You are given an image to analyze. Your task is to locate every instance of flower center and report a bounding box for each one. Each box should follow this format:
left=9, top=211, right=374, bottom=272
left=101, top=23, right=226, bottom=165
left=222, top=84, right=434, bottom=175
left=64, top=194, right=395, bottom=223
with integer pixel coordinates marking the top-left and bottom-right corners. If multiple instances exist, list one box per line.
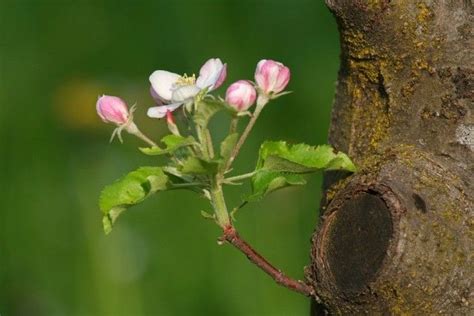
left=175, top=73, right=196, bottom=87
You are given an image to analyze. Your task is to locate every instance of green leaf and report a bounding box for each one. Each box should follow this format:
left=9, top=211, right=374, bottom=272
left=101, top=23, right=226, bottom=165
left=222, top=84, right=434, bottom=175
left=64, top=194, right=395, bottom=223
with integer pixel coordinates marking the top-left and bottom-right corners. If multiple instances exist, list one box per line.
left=99, top=167, right=169, bottom=234
left=140, top=135, right=196, bottom=156
left=257, top=141, right=356, bottom=173
left=247, top=170, right=306, bottom=202
left=162, top=166, right=204, bottom=194
left=163, top=166, right=197, bottom=184
left=194, top=99, right=236, bottom=127
left=179, top=157, right=220, bottom=175
left=220, top=133, right=238, bottom=162
left=102, top=207, right=126, bottom=235
left=247, top=141, right=356, bottom=201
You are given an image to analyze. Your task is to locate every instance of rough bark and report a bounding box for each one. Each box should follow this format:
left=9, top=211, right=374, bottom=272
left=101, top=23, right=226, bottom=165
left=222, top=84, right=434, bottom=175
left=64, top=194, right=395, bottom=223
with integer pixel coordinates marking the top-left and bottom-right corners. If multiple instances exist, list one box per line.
left=309, top=0, right=473, bottom=314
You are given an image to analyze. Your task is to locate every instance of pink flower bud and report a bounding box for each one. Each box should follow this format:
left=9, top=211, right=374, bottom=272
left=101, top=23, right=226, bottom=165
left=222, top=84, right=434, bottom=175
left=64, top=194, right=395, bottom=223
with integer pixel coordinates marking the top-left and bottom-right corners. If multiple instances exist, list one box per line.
left=254, top=59, right=290, bottom=94
left=96, top=95, right=129, bottom=125
left=166, top=110, right=175, bottom=125
left=225, top=80, right=257, bottom=112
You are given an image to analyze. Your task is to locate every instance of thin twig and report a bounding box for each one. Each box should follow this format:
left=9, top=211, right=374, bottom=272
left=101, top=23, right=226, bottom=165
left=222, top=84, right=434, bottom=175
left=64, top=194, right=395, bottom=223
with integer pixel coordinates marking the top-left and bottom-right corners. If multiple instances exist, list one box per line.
left=221, top=225, right=315, bottom=297
left=170, top=182, right=204, bottom=188
left=224, top=106, right=263, bottom=171
left=224, top=95, right=271, bottom=171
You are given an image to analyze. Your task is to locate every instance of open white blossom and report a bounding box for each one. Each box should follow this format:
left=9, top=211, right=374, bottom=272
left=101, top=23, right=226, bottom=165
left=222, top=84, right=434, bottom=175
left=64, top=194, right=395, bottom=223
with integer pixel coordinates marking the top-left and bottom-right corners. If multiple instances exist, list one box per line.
left=147, top=58, right=227, bottom=118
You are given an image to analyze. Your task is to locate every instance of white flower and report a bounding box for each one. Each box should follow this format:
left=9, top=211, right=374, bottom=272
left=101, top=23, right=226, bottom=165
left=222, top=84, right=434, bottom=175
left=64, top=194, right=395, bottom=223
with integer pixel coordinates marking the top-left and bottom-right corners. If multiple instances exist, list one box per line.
left=147, top=58, right=227, bottom=118
left=149, top=70, right=181, bottom=101
left=147, top=102, right=182, bottom=119
left=195, top=58, right=227, bottom=90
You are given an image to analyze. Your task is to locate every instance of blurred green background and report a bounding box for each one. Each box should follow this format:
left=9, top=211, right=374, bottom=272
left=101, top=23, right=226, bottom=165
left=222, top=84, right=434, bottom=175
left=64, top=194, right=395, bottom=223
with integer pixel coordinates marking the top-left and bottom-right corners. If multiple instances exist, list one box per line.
left=0, top=0, right=339, bottom=315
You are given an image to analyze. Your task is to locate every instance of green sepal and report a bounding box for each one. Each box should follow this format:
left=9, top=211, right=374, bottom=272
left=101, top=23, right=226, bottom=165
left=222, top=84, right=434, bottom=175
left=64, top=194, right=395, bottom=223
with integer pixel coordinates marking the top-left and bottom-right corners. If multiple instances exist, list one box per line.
left=200, top=210, right=215, bottom=220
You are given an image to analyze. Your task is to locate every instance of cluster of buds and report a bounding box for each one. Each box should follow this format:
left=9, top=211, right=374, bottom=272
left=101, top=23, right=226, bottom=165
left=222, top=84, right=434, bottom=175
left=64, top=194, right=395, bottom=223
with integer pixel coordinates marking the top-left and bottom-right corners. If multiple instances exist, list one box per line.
left=225, top=59, right=290, bottom=112
left=96, top=58, right=290, bottom=142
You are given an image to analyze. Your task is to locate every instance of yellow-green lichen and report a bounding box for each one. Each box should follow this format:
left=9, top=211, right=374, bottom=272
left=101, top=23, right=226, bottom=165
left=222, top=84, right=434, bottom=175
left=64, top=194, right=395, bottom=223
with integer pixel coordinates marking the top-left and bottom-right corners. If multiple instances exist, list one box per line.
left=325, top=177, right=352, bottom=203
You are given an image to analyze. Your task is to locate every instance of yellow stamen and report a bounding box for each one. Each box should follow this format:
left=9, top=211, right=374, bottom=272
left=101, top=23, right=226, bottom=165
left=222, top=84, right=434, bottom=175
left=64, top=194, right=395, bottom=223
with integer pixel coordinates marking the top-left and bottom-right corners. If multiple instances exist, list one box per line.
left=176, top=73, right=196, bottom=86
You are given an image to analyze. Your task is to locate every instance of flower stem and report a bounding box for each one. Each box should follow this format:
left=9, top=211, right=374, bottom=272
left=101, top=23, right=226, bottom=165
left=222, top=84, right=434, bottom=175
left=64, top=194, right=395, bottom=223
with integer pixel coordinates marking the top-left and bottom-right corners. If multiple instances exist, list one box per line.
left=224, top=97, right=268, bottom=171
left=170, top=182, right=204, bottom=189
left=229, top=117, right=239, bottom=135
left=126, top=123, right=158, bottom=147
left=196, top=125, right=209, bottom=159
left=134, top=130, right=158, bottom=147
left=221, top=225, right=315, bottom=297
left=205, top=128, right=215, bottom=158
left=210, top=177, right=230, bottom=227
left=224, top=171, right=256, bottom=183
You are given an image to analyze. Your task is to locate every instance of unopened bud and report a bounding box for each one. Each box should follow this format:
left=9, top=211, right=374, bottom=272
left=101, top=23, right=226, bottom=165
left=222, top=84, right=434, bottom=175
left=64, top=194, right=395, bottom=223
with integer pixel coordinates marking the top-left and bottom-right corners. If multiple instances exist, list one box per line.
left=166, top=110, right=175, bottom=125
left=96, top=95, right=129, bottom=125
left=225, top=80, right=257, bottom=112
left=166, top=110, right=180, bottom=136
left=254, top=59, right=290, bottom=95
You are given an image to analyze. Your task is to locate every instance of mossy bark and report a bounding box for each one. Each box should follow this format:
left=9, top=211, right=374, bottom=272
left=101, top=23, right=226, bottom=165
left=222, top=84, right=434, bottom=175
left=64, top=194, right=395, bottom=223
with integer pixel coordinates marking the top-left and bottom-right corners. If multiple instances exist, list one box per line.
left=309, top=1, right=473, bottom=314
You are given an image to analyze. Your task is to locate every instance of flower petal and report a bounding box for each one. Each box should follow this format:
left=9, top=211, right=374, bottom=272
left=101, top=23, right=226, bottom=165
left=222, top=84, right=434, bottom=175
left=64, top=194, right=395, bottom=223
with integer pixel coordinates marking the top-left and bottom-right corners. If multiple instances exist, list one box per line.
left=150, top=85, right=164, bottom=105
left=255, top=59, right=268, bottom=92
left=213, top=63, right=227, bottom=90
left=147, top=103, right=183, bottom=118
left=195, top=58, right=226, bottom=91
left=172, top=85, right=200, bottom=102
left=149, top=70, right=180, bottom=101
left=274, top=65, right=290, bottom=93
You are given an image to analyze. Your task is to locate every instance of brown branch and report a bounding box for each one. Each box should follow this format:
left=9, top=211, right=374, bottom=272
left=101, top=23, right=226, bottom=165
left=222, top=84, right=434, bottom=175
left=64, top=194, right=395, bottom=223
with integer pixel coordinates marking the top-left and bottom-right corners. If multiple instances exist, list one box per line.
left=221, top=225, right=315, bottom=297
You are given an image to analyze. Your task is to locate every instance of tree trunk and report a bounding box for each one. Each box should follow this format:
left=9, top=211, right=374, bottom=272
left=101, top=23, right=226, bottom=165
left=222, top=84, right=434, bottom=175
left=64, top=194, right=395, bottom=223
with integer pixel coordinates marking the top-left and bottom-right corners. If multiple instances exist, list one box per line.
left=309, top=0, right=473, bottom=314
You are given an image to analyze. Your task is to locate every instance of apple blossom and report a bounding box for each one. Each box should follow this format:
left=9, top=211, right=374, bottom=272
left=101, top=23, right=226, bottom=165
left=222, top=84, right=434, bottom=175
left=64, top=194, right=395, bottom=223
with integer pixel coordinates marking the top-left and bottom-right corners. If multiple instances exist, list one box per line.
left=96, top=57, right=357, bottom=301
left=254, top=59, right=290, bottom=95
left=225, top=80, right=257, bottom=112
left=148, top=58, right=227, bottom=119
left=96, top=95, right=158, bottom=146
left=195, top=58, right=227, bottom=90
left=96, top=95, right=130, bottom=125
